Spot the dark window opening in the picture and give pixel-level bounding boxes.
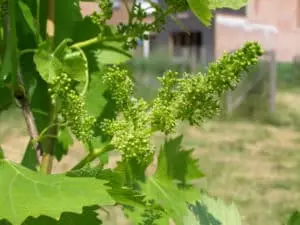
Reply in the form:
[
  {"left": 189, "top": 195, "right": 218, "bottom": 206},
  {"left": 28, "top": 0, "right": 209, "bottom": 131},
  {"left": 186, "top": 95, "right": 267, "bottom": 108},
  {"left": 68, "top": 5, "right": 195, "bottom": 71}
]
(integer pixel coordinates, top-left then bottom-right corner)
[
  {"left": 172, "top": 32, "right": 202, "bottom": 47},
  {"left": 170, "top": 32, "right": 202, "bottom": 59}
]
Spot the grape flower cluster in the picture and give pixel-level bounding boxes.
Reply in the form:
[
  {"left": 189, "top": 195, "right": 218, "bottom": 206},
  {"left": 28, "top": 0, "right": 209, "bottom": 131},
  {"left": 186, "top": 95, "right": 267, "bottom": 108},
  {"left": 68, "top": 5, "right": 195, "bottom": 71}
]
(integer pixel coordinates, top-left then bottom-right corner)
[
  {"left": 116, "top": 1, "right": 165, "bottom": 49},
  {"left": 101, "top": 66, "right": 154, "bottom": 163},
  {"left": 101, "top": 42, "right": 263, "bottom": 163},
  {"left": 48, "top": 73, "right": 96, "bottom": 142},
  {"left": 90, "top": 0, "right": 113, "bottom": 25},
  {"left": 165, "top": 0, "right": 190, "bottom": 13},
  {"left": 87, "top": 0, "right": 184, "bottom": 50},
  {"left": 138, "top": 199, "right": 164, "bottom": 225}
]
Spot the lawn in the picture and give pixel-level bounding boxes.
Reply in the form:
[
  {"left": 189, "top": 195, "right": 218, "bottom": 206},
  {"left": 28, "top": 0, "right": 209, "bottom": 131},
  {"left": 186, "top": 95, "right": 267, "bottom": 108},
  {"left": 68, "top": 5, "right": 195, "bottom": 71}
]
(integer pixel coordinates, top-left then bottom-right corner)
[{"left": 1, "top": 89, "right": 300, "bottom": 225}]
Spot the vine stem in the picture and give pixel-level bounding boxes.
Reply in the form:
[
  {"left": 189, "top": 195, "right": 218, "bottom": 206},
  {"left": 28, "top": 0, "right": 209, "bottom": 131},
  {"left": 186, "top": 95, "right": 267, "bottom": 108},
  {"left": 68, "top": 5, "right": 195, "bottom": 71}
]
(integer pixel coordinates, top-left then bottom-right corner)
[
  {"left": 16, "top": 69, "right": 43, "bottom": 162},
  {"left": 71, "top": 37, "right": 100, "bottom": 49},
  {"left": 4, "top": 1, "right": 42, "bottom": 161},
  {"left": 36, "top": 0, "right": 41, "bottom": 43},
  {"left": 122, "top": 0, "right": 130, "bottom": 15},
  {"left": 71, "top": 144, "right": 114, "bottom": 171},
  {"left": 40, "top": 0, "right": 56, "bottom": 174}
]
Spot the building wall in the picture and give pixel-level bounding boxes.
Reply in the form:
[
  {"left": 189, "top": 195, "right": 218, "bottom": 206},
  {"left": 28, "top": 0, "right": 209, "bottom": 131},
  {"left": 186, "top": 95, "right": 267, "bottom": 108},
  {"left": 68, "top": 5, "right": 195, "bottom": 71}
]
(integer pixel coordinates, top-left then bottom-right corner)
[
  {"left": 215, "top": 0, "right": 300, "bottom": 62},
  {"left": 80, "top": 1, "right": 215, "bottom": 63},
  {"left": 80, "top": 1, "right": 129, "bottom": 24},
  {"left": 80, "top": 1, "right": 153, "bottom": 25},
  {"left": 215, "top": 15, "right": 278, "bottom": 58},
  {"left": 152, "top": 11, "right": 215, "bottom": 63}
]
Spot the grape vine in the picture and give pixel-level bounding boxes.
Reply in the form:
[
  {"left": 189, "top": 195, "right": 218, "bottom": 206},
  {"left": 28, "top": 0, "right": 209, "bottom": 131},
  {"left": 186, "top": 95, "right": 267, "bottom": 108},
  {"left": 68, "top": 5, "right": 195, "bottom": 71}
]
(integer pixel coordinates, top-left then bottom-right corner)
[{"left": 0, "top": 1, "right": 272, "bottom": 225}]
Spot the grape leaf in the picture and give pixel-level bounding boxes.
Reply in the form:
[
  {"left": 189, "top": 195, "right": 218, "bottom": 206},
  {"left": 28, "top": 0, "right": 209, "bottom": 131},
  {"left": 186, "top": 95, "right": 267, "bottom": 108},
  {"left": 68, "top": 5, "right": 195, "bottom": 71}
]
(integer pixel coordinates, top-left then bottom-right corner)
[
  {"left": 84, "top": 72, "right": 108, "bottom": 117},
  {"left": 0, "top": 87, "right": 13, "bottom": 112},
  {"left": 94, "top": 41, "right": 132, "bottom": 65},
  {"left": 53, "top": 127, "right": 73, "bottom": 161},
  {"left": 18, "top": 1, "right": 37, "bottom": 37},
  {"left": 124, "top": 203, "right": 170, "bottom": 225},
  {"left": 28, "top": 74, "right": 52, "bottom": 134},
  {"left": 0, "top": 1, "right": 18, "bottom": 88},
  {"left": 139, "top": 136, "right": 202, "bottom": 225},
  {"left": 186, "top": 0, "right": 212, "bottom": 26},
  {"left": 187, "top": 0, "right": 248, "bottom": 26},
  {"left": 141, "top": 176, "right": 199, "bottom": 225},
  {"left": 157, "top": 135, "right": 205, "bottom": 186},
  {"left": 0, "top": 160, "right": 114, "bottom": 225},
  {"left": 22, "top": 206, "right": 102, "bottom": 225},
  {"left": 21, "top": 142, "right": 39, "bottom": 171},
  {"left": 67, "top": 165, "right": 145, "bottom": 208},
  {"left": 71, "top": 17, "right": 102, "bottom": 72},
  {"left": 190, "top": 195, "right": 242, "bottom": 225},
  {"left": 287, "top": 211, "right": 300, "bottom": 225},
  {"left": 34, "top": 40, "right": 89, "bottom": 83},
  {"left": 183, "top": 209, "right": 200, "bottom": 225},
  {"left": 33, "top": 41, "right": 63, "bottom": 84},
  {"left": 61, "top": 46, "right": 89, "bottom": 82},
  {"left": 209, "top": 0, "right": 248, "bottom": 9},
  {"left": 54, "top": 0, "right": 83, "bottom": 46}
]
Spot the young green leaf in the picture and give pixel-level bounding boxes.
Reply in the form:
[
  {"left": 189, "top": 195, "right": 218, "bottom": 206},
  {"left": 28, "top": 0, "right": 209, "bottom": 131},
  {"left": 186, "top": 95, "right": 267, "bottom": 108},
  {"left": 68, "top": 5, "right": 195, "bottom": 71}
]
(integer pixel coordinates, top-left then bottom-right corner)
[
  {"left": 28, "top": 75, "right": 52, "bottom": 133},
  {"left": 0, "top": 87, "right": 13, "bottom": 112},
  {"left": 62, "top": 47, "right": 89, "bottom": 83},
  {"left": 186, "top": 0, "right": 212, "bottom": 26},
  {"left": 18, "top": 1, "right": 37, "bottom": 38},
  {"left": 0, "top": 160, "right": 114, "bottom": 225},
  {"left": 124, "top": 200, "right": 169, "bottom": 225},
  {"left": 84, "top": 72, "right": 108, "bottom": 117},
  {"left": 209, "top": 0, "right": 248, "bottom": 9},
  {"left": 0, "top": 0, "right": 18, "bottom": 88},
  {"left": 140, "top": 176, "right": 199, "bottom": 225},
  {"left": 54, "top": 0, "right": 83, "bottom": 46},
  {"left": 67, "top": 164, "right": 146, "bottom": 208},
  {"left": 138, "top": 137, "right": 203, "bottom": 225},
  {"left": 187, "top": 0, "right": 248, "bottom": 26},
  {"left": 33, "top": 41, "right": 63, "bottom": 84},
  {"left": 190, "top": 195, "right": 242, "bottom": 225},
  {"left": 94, "top": 41, "right": 132, "bottom": 65},
  {"left": 54, "top": 127, "right": 73, "bottom": 161},
  {"left": 157, "top": 135, "right": 205, "bottom": 186},
  {"left": 21, "top": 142, "right": 39, "bottom": 171},
  {"left": 34, "top": 40, "right": 89, "bottom": 83}
]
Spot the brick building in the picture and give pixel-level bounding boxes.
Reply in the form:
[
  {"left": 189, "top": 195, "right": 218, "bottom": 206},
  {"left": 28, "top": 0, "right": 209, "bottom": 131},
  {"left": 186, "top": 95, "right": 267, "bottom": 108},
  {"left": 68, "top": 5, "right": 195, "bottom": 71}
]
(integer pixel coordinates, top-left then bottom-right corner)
[
  {"left": 80, "top": 0, "right": 299, "bottom": 62},
  {"left": 80, "top": 0, "right": 215, "bottom": 64},
  {"left": 216, "top": 0, "right": 300, "bottom": 62}
]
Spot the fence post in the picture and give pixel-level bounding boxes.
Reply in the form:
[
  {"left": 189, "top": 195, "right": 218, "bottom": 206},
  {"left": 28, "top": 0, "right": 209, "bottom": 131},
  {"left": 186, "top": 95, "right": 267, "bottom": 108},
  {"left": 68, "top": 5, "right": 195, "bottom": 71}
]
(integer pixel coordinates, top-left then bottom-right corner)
[{"left": 268, "top": 51, "right": 276, "bottom": 113}]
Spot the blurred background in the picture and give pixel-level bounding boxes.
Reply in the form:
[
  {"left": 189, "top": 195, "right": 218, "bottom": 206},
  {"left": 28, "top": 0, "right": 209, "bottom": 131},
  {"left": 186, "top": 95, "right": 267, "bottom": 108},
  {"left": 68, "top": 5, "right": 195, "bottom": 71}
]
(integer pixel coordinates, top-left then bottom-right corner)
[{"left": 2, "top": 1, "right": 300, "bottom": 225}]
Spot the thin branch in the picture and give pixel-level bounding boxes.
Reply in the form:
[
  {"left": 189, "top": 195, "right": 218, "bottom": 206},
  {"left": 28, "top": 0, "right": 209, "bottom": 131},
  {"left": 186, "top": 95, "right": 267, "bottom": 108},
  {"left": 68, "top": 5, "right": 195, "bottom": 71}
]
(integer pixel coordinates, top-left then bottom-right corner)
[
  {"left": 122, "top": 0, "right": 136, "bottom": 24},
  {"left": 71, "top": 144, "right": 114, "bottom": 171},
  {"left": 15, "top": 68, "right": 42, "bottom": 161},
  {"left": 3, "top": 1, "right": 41, "bottom": 161},
  {"left": 36, "top": 0, "right": 41, "bottom": 43},
  {"left": 122, "top": 0, "right": 130, "bottom": 15},
  {"left": 40, "top": 0, "right": 56, "bottom": 174},
  {"left": 46, "top": 0, "right": 55, "bottom": 39}
]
